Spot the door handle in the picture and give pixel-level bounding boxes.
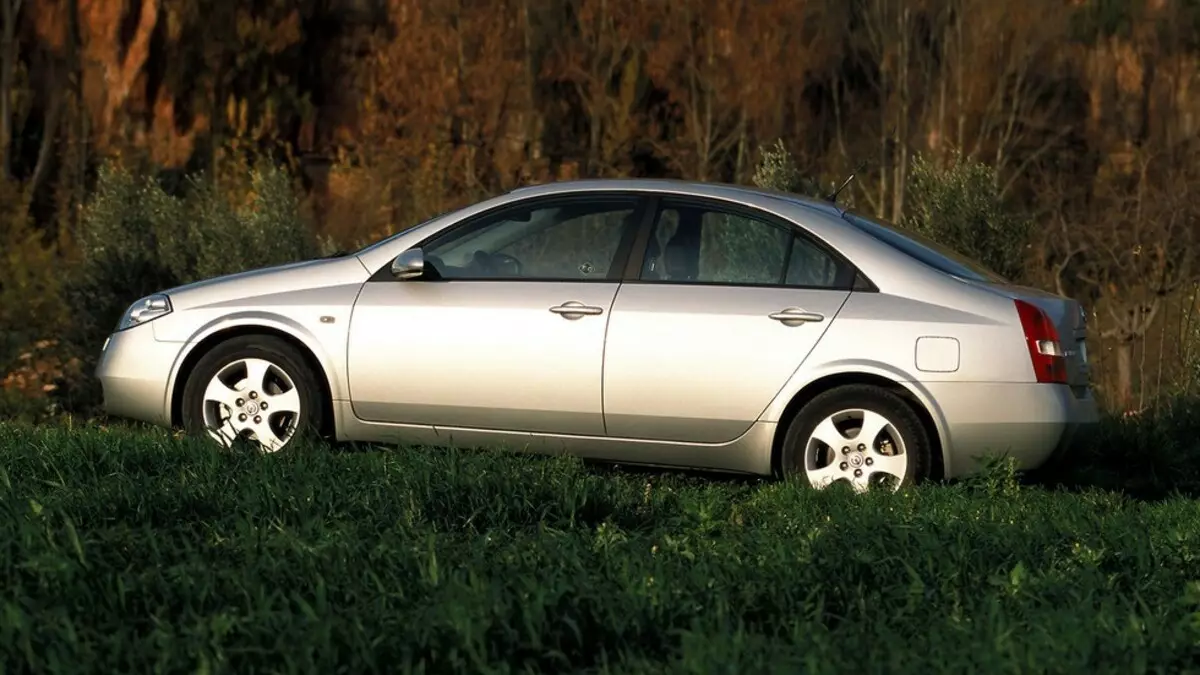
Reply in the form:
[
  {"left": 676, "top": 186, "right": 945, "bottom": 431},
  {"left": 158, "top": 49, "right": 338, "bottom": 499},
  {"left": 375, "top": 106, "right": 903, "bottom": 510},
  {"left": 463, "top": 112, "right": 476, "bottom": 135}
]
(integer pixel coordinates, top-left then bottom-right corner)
[
  {"left": 549, "top": 301, "right": 604, "bottom": 319},
  {"left": 768, "top": 308, "right": 825, "bottom": 325}
]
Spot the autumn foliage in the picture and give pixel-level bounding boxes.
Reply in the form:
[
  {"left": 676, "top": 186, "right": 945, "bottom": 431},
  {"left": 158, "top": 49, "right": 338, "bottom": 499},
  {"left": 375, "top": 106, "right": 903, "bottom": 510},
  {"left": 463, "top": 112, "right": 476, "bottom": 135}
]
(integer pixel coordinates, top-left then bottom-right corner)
[{"left": 3, "top": 0, "right": 1200, "bottom": 416}]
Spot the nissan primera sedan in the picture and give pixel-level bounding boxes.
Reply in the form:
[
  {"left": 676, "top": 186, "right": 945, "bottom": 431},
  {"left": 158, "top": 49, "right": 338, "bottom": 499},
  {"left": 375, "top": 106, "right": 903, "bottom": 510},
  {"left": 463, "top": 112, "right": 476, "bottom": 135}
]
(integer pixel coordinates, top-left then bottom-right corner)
[{"left": 96, "top": 179, "right": 1098, "bottom": 491}]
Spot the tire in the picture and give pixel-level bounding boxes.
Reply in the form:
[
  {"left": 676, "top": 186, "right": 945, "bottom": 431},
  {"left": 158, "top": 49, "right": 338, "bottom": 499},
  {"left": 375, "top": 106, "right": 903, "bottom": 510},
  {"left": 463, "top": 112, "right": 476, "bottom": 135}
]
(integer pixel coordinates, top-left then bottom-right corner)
[
  {"left": 779, "top": 384, "right": 930, "bottom": 492},
  {"left": 180, "top": 335, "right": 325, "bottom": 453}
]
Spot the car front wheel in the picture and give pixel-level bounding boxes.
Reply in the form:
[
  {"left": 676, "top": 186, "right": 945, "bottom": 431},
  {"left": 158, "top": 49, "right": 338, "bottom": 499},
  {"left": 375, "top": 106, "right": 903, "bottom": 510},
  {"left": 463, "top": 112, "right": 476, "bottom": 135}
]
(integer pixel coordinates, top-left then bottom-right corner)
[
  {"left": 780, "top": 384, "right": 930, "bottom": 492},
  {"left": 181, "top": 335, "right": 324, "bottom": 452}
]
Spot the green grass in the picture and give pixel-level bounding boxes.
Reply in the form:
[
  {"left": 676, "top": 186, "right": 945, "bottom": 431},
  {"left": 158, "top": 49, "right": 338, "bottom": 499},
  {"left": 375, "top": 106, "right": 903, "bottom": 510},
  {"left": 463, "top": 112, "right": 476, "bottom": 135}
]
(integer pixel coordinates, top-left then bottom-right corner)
[{"left": 3, "top": 417, "right": 1200, "bottom": 674}]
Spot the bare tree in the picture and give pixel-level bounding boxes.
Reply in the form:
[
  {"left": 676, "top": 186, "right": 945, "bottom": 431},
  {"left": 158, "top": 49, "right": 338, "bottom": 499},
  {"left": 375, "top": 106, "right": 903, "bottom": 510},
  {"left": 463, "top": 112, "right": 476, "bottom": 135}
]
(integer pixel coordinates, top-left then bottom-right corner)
[
  {"left": 1054, "top": 149, "right": 1200, "bottom": 410},
  {"left": 926, "top": 0, "right": 1072, "bottom": 198},
  {"left": 831, "top": 0, "right": 922, "bottom": 220},
  {"left": 643, "top": 0, "right": 750, "bottom": 182},
  {"left": 545, "top": 0, "right": 648, "bottom": 177}
]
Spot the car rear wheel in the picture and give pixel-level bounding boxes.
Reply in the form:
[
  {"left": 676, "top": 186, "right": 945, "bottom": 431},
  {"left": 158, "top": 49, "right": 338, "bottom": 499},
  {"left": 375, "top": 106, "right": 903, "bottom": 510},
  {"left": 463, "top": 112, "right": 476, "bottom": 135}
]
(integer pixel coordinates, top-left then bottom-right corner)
[
  {"left": 181, "top": 335, "right": 324, "bottom": 453},
  {"left": 780, "top": 384, "right": 930, "bottom": 492}
]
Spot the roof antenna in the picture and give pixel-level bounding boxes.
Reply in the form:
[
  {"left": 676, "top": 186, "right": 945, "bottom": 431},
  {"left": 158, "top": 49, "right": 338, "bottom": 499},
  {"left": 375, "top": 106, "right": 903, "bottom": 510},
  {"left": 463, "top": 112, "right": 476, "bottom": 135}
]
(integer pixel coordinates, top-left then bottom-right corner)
[{"left": 825, "top": 160, "right": 867, "bottom": 204}]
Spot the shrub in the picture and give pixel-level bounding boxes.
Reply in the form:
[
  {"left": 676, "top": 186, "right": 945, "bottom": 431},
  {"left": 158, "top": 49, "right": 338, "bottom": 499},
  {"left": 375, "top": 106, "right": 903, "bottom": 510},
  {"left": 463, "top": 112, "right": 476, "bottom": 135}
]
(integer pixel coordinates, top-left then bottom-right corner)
[
  {"left": 751, "top": 143, "right": 1029, "bottom": 282},
  {"left": 56, "top": 159, "right": 317, "bottom": 415},
  {"left": 752, "top": 139, "right": 830, "bottom": 199},
  {"left": 66, "top": 159, "right": 317, "bottom": 347},
  {"left": 181, "top": 162, "right": 317, "bottom": 281},
  {"left": 66, "top": 162, "right": 187, "bottom": 346},
  {"left": 0, "top": 178, "right": 72, "bottom": 419},
  {"left": 903, "top": 152, "right": 1033, "bottom": 282}
]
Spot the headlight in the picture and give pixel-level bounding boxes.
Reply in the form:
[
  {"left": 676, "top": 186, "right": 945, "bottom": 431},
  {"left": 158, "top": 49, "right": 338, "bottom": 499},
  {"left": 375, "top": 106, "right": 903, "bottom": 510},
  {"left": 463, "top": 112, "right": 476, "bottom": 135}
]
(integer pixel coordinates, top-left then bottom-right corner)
[{"left": 116, "top": 294, "right": 172, "bottom": 331}]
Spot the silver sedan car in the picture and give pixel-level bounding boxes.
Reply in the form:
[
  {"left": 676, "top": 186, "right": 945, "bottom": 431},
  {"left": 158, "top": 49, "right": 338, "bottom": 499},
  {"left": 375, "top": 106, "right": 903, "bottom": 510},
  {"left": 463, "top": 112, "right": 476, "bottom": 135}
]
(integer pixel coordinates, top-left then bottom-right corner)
[{"left": 96, "top": 179, "right": 1098, "bottom": 490}]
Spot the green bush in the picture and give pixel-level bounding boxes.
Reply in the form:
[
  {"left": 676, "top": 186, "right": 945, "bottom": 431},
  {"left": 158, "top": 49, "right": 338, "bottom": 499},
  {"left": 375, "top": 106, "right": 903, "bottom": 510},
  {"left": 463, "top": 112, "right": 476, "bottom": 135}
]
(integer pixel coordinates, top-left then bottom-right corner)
[
  {"left": 0, "top": 179, "right": 64, "bottom": 357},
  {"left": 752, "top": 139, "right": 828, "bottom": 199},
  {"left": 65, "top": 160, "right": 317, "bottom": 350},
  {"left": 54, "top": 159, "right": 318, "bottom": 415},
  {"left": 903, "top": 152, "right": 1032, "bottom": 282},
  {"left": 0, "top": 178, "right": 74, "bottom": 421},
  {"left": 750, "top": 142, "right": 1030, "bottom": 282}
]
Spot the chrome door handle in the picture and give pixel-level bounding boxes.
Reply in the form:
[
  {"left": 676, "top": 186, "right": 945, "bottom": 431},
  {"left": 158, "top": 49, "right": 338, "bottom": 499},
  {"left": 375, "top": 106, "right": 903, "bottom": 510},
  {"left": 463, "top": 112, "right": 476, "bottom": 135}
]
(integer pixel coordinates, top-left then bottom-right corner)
[
  {"left": 549, "top": 301, "right": 604, "bottom": 319},
  {"left": 768, "top": 308, "right": 825, "bottom": 325}
]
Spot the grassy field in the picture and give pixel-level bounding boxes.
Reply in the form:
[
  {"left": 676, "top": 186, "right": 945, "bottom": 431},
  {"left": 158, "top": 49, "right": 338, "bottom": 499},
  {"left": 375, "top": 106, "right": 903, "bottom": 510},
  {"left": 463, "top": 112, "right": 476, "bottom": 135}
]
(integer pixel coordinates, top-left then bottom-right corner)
[{"left": 3, "top": 412, "right": 1200, "bottom": 674}]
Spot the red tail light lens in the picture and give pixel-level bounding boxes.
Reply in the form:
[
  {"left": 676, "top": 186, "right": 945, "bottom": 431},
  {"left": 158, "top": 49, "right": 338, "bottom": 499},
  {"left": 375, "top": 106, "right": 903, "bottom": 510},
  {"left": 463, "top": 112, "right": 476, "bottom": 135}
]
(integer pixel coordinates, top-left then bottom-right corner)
[{"left": 1015, "top": 299, "right": 1066, "bottom": 384}]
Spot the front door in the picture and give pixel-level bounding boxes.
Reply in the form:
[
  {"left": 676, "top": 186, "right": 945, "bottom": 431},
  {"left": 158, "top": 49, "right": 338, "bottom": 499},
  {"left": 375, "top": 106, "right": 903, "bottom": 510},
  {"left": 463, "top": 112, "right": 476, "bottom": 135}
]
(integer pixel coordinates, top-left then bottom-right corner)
[
  {"left": 603, "top": 198, "right": 854, "bottom": 443},
  {"left": 347, "top": 194, "right": 645, "bottom": 436}
]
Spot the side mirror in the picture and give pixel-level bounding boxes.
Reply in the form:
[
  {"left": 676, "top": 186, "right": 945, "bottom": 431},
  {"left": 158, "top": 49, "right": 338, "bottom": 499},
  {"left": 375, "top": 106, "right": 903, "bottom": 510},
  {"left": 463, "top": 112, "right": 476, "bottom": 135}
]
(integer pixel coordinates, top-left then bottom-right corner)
[{"left": 390, "top": 248, "right": 425, "bottom": 280}]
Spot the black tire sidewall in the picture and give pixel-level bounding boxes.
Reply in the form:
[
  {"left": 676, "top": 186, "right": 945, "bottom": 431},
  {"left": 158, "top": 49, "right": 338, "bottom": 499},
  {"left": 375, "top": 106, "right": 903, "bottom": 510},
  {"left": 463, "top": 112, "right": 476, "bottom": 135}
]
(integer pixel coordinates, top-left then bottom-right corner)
[
  {"left": 180, "top": 335, "right": 324, "bottom": 450},
  {"left": 781, "top": 384, "right": 930, "bottom": 488}
]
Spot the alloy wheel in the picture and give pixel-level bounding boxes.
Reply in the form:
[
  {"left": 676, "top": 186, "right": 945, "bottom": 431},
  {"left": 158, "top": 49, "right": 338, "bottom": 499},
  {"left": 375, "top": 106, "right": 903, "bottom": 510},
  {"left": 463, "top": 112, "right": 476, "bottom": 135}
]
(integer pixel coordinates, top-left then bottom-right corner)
[
  {"left": 201, "top": 357, "right": 302, "bottom": 452},
  {"left": 803, "top": 408, "right": 909, "bottom": 492}
]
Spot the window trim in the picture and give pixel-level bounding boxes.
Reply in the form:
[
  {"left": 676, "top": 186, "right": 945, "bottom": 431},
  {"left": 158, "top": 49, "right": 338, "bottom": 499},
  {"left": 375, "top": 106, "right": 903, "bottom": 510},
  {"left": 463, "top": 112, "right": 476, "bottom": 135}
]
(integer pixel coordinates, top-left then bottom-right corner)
[
  {"left": 621, "top": 195, "right": 874, "bottom": 292},
  {"left": 367, "top": 192, "right": 653, "bottom": 283}
]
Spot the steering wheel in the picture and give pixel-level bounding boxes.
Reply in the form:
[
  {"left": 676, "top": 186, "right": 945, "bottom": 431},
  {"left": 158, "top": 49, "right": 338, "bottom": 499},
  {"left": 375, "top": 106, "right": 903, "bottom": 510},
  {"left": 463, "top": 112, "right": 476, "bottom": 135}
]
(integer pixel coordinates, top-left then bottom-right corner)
[{"left": 471, "top": 250, "right": 523, "bottom": 277}]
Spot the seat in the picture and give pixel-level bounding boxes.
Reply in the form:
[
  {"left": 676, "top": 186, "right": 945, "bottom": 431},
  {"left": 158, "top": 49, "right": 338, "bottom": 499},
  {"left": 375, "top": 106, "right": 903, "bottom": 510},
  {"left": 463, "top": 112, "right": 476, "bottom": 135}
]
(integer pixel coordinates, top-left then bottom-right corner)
[{"left": 663, "top": 210, "right": 702, "bottom": 281}]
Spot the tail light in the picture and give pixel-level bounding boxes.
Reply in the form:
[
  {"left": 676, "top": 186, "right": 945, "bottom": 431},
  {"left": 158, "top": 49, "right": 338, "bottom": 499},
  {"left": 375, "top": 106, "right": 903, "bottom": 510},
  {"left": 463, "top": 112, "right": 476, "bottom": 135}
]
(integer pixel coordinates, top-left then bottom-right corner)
[{"left": 1015, "top": 299, "right": 1067, "bottom": 384}]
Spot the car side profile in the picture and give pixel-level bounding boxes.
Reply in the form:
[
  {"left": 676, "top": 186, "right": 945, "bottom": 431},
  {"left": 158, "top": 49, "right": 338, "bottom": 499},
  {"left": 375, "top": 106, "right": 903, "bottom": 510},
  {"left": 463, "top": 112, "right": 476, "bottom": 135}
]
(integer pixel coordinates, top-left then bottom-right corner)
[{"left": 95, "top": 179, "right": 1098, "bottom": 491}]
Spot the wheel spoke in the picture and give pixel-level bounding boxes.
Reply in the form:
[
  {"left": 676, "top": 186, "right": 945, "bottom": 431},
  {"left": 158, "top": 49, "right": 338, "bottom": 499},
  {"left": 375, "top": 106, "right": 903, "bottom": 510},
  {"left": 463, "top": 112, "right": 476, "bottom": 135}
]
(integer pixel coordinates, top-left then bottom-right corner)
[
  {"left": 203, "top": 377, "right": 239, "bottom": 407},
  {"left": 806, "top": 462, "right": 843, "bottom": 489},
  {"left": 266, "top": 387, "right": 301, "bottom": 416},
  {"left": 856, "top": 410, "right": 890, "bottom": 448},
  {"left": 252, "top": 420, "right": 289, "bottom": 452},
  {"left": 869, "top": 452, "right": 908, "bottom": 481},
  {"left": 810, "top": 417, "right": 848, "bottom": 451},
  {"left": 243, "top": 358, "right": 272, "bottom": 392}
]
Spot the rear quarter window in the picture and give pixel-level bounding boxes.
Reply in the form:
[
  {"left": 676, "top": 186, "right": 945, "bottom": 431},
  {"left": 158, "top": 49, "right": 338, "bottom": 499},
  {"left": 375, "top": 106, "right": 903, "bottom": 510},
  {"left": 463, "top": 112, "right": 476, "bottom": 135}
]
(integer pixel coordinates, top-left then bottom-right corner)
[{"left": 840, "top": 211, "right": 1008, "bottom": 283}]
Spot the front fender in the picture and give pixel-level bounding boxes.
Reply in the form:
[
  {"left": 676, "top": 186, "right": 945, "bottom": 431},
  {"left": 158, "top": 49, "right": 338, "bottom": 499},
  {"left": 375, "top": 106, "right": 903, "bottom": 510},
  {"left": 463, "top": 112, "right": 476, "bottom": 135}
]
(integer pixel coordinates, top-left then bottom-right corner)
[{"left": 160, "top": 311, "right": 348, "bottom": 407}]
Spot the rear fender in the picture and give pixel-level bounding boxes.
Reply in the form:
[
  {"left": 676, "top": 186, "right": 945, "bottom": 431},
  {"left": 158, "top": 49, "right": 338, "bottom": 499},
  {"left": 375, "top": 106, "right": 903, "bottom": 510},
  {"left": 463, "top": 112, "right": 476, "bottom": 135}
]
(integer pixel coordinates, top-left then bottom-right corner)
[{"left": 761, "top": 360, "right": 954, "bottom": 477}]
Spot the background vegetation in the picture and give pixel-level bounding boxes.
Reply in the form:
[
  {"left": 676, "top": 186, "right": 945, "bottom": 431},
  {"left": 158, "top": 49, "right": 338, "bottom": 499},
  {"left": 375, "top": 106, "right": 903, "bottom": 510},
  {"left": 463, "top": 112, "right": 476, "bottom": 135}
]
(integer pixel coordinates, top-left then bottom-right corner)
[{"left": 4, "top": 0, "right": 1200, "bottom": 419}]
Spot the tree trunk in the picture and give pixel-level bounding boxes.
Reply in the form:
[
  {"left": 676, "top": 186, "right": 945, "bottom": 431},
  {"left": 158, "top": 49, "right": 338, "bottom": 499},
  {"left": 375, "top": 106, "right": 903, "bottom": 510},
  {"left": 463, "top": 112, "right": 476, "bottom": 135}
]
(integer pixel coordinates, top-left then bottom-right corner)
[
  {"left": 0, "top": 0, "right": 21, "bottom": 180},
  {"left": 1115, "top": 340, "right": 1134, "bottom": 412}
]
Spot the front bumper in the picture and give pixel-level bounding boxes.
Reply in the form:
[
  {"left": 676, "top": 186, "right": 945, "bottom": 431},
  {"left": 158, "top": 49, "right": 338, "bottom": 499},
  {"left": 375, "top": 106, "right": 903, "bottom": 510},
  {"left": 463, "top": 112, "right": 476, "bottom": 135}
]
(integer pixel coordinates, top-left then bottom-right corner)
[{"left": 94, "top": 324, "right": 184, "bottom": 427}]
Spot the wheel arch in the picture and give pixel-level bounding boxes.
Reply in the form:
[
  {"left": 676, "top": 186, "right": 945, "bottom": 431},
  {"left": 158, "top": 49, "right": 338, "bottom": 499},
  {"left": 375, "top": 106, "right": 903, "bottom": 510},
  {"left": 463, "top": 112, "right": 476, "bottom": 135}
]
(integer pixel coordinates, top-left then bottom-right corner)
[
  {"left": 168, "top": 322, "right": 337, "bottom": 437},
  {"left": 768, "top": 371, "right": 950, "bottom": 481}
]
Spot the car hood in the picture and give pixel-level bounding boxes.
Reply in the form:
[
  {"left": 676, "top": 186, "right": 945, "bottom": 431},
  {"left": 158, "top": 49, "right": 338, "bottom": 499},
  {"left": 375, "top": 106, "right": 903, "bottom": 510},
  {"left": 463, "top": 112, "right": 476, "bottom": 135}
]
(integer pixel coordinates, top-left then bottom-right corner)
[{"left": 161, "top": 256, "right": 371, "bottom": 310}]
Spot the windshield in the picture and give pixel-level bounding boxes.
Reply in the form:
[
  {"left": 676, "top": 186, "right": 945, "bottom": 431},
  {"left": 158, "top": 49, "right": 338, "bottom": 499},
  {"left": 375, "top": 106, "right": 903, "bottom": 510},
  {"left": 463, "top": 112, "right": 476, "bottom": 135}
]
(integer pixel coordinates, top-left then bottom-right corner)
[
  {"left": 352, "top": 210, "right": 456, "bottom": 257},
  {"left": 840, "top": 211, "right": 1008, "bottom": 283}
]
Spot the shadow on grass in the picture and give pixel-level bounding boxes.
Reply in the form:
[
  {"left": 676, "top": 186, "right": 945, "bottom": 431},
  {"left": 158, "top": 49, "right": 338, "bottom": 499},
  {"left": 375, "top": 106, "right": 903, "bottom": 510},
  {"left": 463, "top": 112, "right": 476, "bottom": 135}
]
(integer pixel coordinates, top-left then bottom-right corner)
[
  {"left": 1026, "top": 396, "right": 1200, "bottom": 501},
  {"left": 17, "top": 401, "right": 1200, "bottom": 502}
]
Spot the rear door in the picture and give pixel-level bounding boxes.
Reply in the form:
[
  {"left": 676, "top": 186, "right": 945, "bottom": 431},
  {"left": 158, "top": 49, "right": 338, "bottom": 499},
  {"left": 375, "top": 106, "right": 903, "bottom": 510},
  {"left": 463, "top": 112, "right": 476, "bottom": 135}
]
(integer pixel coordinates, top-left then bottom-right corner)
[{"left": 601, "top": 197, "right": 857, "bottom": 444}]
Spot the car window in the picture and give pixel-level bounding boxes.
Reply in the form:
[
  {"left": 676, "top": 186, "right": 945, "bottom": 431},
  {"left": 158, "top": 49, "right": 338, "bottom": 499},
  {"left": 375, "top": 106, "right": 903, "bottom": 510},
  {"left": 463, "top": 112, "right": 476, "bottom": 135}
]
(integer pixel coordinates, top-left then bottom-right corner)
[
  {"left": 841, "top": 211, "right": 1008, "bottom": 283},
  {"left": 640, "top": 204, "right": 842, "bottom": 288},
  {"left": 423, "top": 198, "right": 639, "bottom": 281}
]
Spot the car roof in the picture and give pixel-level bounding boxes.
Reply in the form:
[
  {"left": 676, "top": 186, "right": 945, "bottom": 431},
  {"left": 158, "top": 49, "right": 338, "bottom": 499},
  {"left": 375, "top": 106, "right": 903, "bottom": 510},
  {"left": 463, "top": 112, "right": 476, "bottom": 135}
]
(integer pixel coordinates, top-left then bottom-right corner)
[{"left": 506, "top": 178, "right": 848, "bottom": 219}]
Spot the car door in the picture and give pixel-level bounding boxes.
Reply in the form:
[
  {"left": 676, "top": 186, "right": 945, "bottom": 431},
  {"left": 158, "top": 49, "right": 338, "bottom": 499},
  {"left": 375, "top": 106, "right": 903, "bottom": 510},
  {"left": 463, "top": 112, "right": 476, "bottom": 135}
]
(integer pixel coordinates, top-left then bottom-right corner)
[
  {"left": 602, "top": 197, "right": 855, "bottom": 443},
  {"left": 347, "top": 193, "right": 647, "bottom": 436}
]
